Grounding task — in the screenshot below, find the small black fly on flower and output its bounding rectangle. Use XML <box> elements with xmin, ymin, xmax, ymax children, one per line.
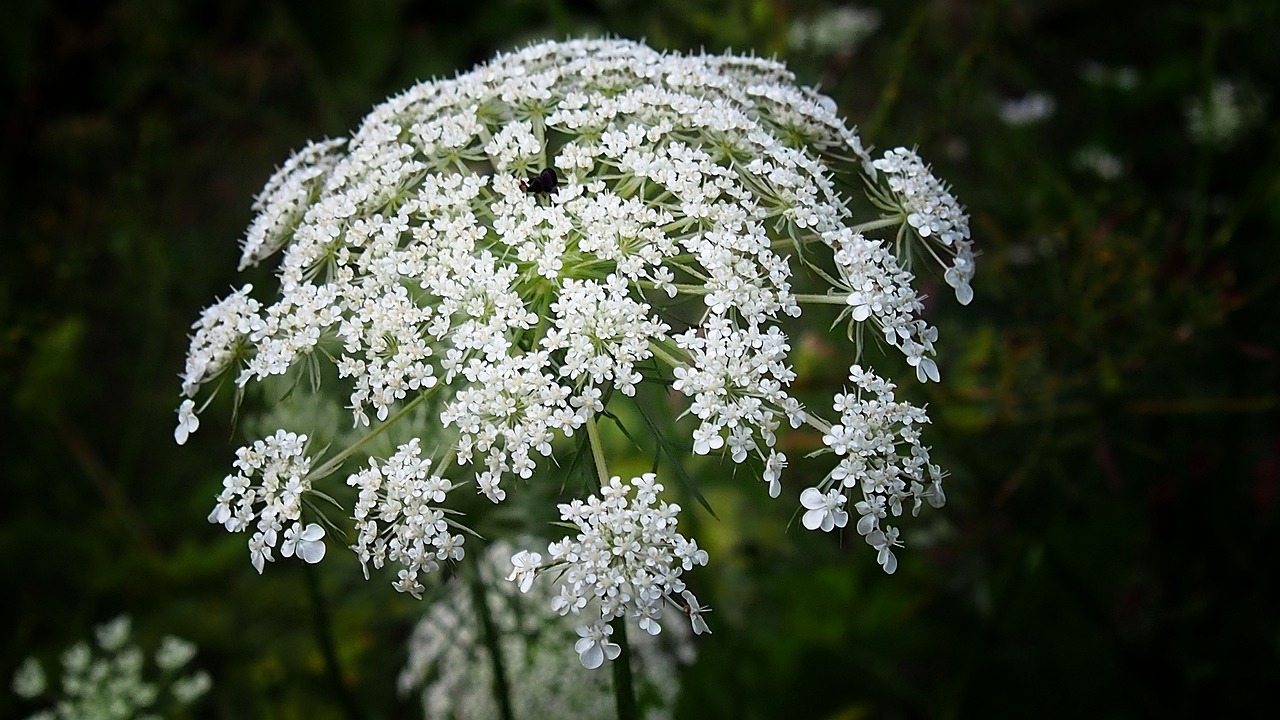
<box><xmin>519</xmin><ymin>167</ymin><xmax>559</xmax><ymax>195</ymax></box>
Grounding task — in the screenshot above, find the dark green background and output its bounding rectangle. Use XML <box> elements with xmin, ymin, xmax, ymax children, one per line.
<box><xmin>3</xmin><ymin>1</ymin><xmax>1277</xmax><ymax>717</ymax></box>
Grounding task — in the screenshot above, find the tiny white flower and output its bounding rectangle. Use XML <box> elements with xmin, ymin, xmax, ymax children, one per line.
<box><xmin>95</xmin><ymin>615</ymin><xmax>132</xmax><ymax>652</ymax></box>
<box><xmin>763</xmin><ymin>451</ymin><xmax>787</xmax><ymax>498</ymax></box>
<box><xmin>681</xmin><ymin>590</ymin><xmax>713</xmax><ymax>636</ymax></box>
<box><xmin>800</xmin><ymin>487</ymin><xmax>849</xmax><ymax>532</ymax></box>
<box><xmin>507</xmin><ymin>550</ymin><xmax>542</xmax><ymax>594</ymax></box>
<box><xmin>249</xmin><ymin>530</ymin><xmax>274</xmax><ymax>574</ymax></box>
<box><xmin>174</xmin><ymin>399</ymin><xmax>199</xmax><ymax>445</ymax></box>
<box><xmin>998</xmin><ymin>92</ymin><xmax>1055</xmax><ymax>126</ymax></box>
<box><xmin>867</xmin><ymin>526</ymin><xmax>902</xmax><ymax>574</ymax></box>
<box><xmin>155</xmin><ymin>636</ymin><xmax>198</xmax><ymax>671</ymax></box>
<box><xmin>171</xmin><ymin>670</ymin><xmax>212</xmax><ymax>704</ymax></box>
<box><xmin>1074</xmin><ymin>146</ymin><xmax>1123</xmax><ymax>181</ymax></box>
<box><xmin>11</xmin><ymin>657</ymin><xmax>46</xmax><ymax>699</ymax></box>
<box><xmin>574</xmin><ymin>622</ymin><xmax>621</xmax><ymax>670</ymax></box>
<box><xmin>281</xmin><ymin>522</ymin><xmax>327</xmax><ymax>564</ymax></box>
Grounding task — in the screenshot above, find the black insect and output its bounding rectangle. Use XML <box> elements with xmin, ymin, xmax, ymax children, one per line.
<box><xmin>519</xmin><ymin>167</ymin><xmax>559</xmax><ymax>195</ymax></box>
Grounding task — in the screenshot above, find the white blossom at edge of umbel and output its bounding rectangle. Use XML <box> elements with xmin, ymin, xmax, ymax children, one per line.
<box><xmin>575</xmin><ymin>622</ymin><xmax>622</xmax><ymax>670</ymax></box>
<box><xmin>870</xmin><ymin>147</ymin><xmax>976</xmax><ymax>307</ymax></box>
<box><xmin>206</xmin><ymin>429</ymin><xmax>317</xmax><ymax>574</ymax></box>
<box><xmin>800</xmin><ymin>364</ymin><xmax>948</xmax><ymax>574</ymax></box>
<box><xmin>508</xmin><ymin>549</ymin><xmax>542</xmax><ymax>593</ymax></box>
<box><xmin>281</xmin><ymin>522</ymin><xmax>328</xmax><ymax>564</ymax></box>
<box><xmin>509</xmin><ymin>473</ymin><xmax>711</xmax><ymax>668</ymax></box>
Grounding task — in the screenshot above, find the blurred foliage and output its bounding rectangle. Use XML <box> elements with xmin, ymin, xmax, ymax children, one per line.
<box><xmin>2</xmin><ymin>0</ymin><xmax>1277</xmax><ymax>718</ymax></box>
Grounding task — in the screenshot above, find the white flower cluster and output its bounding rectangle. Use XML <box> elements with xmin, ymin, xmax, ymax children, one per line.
<box><xmin>348</xmin><ymin>438</ymin><xmax>464</xmax><ymax>598</ymax></box>
<box><xmin>804</xmin><ymin>365</ymin><xmax>946</xmax><ymax>574</ymax></box>
<box><xmin>400</xmin><ymin>540</ymin><xmax>687</xmax><ymax>719</ymax></box>
<box><xmin>179</xmin><ymin>38</ymin><xmax>975</xmax><ymax>623</ymax></box>
<box><xmin>828</xmin><ymin>225</ymin><xmax>939</xmax><ymax>384</ymax></box>
<box><xmin>207</xmin><ymin>429</ymin><xmax>328</xmax><ymax>573</ymax></box>
<box><xmin>240</xmin><ymin>138</ymin><xmax>347</xmax><ymax>270</ymax></box>
<box><xmin>179</xmin><ymin>284</ymin><xmax>261</xmax><ymax>399</ymax></box>
<box><xmin>11</xmin><ymin>616</ymin><xmax>211</xmax><ymax>720</ymax></box>
<box><xmin>1074</xmin><ymin>146</ymin><xmax>1123</xmax><ymax>181</ymax></box>
<box><xmin>870</xmin><ymin>147</ymin><xmax>976</xmax><ymax>306</ymax></box>
<box><xmin>509</xmin><ymin>474</ymin><xmax>710</xmax><ymax>668</ymax></box>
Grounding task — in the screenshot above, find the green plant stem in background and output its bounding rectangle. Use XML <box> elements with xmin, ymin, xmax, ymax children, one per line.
<box><xmin>864</xmin><ymin>2</ymin><xmax>926</xmax><ymax>140</ymax></box>
<box><xmin>303</xmin><ymin>567</ymin><xmax>364</xmax><ymax>720</ymax></box>
<box><xmin>465</xmin><ymin>557</ymin><xmax>516</xmax><ymax>720</ymax></box>
<box><xmin>1188</xmin><ymin>12</ymin><xmax>1223</xmax><ymax>257</ymax></box>
<box><xmin>55</xmin><ymin>416</ymin><xmax>160</xmax><ymax>559</ymax></box>
<box><xmin>609</xmin><ymin>616</ymin><xmax>638</xmax><ymax>720</ymax></box>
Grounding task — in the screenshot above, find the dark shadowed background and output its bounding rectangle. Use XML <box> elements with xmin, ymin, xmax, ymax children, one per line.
<box><xmin>3</xmin><ymin>1</ymin><xmax>1278</xmax><ymax>718</ymax></box>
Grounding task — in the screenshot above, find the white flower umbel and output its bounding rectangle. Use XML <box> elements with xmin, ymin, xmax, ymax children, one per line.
<box><xmin>998</xmin><ymin>92</ymin><xmax>1056</xmax><ymax>126</ymax></box>
<box><xmin>206</xmin><ymin>429</ymin><xmax>324</xmax><ymax>573</ymax></box>
<box><xmin>179</xmin><ymin>39</ymin><xmax>976</xmax><ymax>609</ymax></box>
<box><xmin>789</xmin><ymin>5</ymin><xmax>881</xmax><ymax>56</ymax></box>
<box><xmin>868</xmin><ymin>148</ymin><xmax>976</xmax><ymax>308</ymax></box>
<box><xmin>802</xmin><ymin>364</ymin><xmax>946</xmax><ymax>574</ymax></box>
<box><xmin>348</xmin><ymin>438</ymin><xmax>464</xmax><ymax>598</ymax></box>
<box><xmin>1185</xmin><ymin>78</ymin><xmax>1264</xmax><ymax>147</ymax></box>
<box><xmin>508</xmin><ymin>474</ymin><xmax>710</xmax><ymax>668</ymax></box>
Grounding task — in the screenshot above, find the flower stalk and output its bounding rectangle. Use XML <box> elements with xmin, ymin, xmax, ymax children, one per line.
<box><xmin>609</xmin><ymin>616</ymin><xmax>638</xmax><ymax>720</ymax></box>
<box><xmin>465</xmin><ymin>556</ymin><xmax>516</xmax><ymax>720</ymax></box>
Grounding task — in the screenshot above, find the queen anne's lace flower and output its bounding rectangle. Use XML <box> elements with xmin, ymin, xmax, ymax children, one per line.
<box><xmin>869</xmin><ymin>148</ymin><xmax>976</xmax><ymax>306</ymax></box>
<box><xmin>510</xmin><ymin>474</ymin><xmax>710</xmax><ymax>667</ymax></box>
<box><xmin>180</xmin><ymin>38</ymin><xmax>976</xmax><ymax>663</ymax></box>
<box><xmin>207</xmin><ymin>429</ymin><xmax>321</xmax><ymax>573</ymax></box>
<box><xmin>347</xmin><ymin>438</ymin><xmax>463</xmax><ymax>598</ymax></box>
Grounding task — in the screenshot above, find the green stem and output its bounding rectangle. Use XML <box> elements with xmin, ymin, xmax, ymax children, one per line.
<box><xmin>304</xmin><ymin>568</ymin><xmax>365</xmax><ymax>720</ymax></box>
<box><xmin>466</xmin><ymin>558</ymin><xmax>516</xmax><ymax>720</ymax></box>
<box><xmin>585</xmin><ymin>415</ymin><xmax>639</xmax><ymax>719</ymax></box>
<box><xmin>609</xmin><ymin>616</ymin><xmax>638</xmax><ymax>720</ymax></box>
<box><xmin>850</xmin><ymin>216</ymin><xmax>903</xmax><ymax>234</ymax></box>
<box><xmin>791</xmin><ymin>292</ymin><xmax>853</xmax><ymax>305</ymax></box>
<box><xmin>865</xmin><ymin>4</ymin><xmax>926</xmax><ymax>141</ymax></box>
<box><xmin>585</xmin><ymin>413</ymin><xmax>611</xmax><ymax>490</ymax></box>
<box><xmin>646</xmin><ymin>341</ymin><xmax>686</xmax><ymax>370</ymax></box>
<box><xmin>309</xmin><ymin>388</ymin><xmax>436</xmax><ymax>480</ymax></box>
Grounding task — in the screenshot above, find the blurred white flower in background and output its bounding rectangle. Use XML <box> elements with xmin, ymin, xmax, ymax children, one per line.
<box><xmin>999</xmin><ymin>92</ymin><xmax>1056</xmax><ymax>126</ymax></box>
<box><xmin>1186</xmin><ymin>78</ymin><xmax>1264</xmax><ymax>146</ymax></box>
<box><xmin>789</xmin><ymin>5</ymin><xmax>881</xmax><ymax>56</ymax></box>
